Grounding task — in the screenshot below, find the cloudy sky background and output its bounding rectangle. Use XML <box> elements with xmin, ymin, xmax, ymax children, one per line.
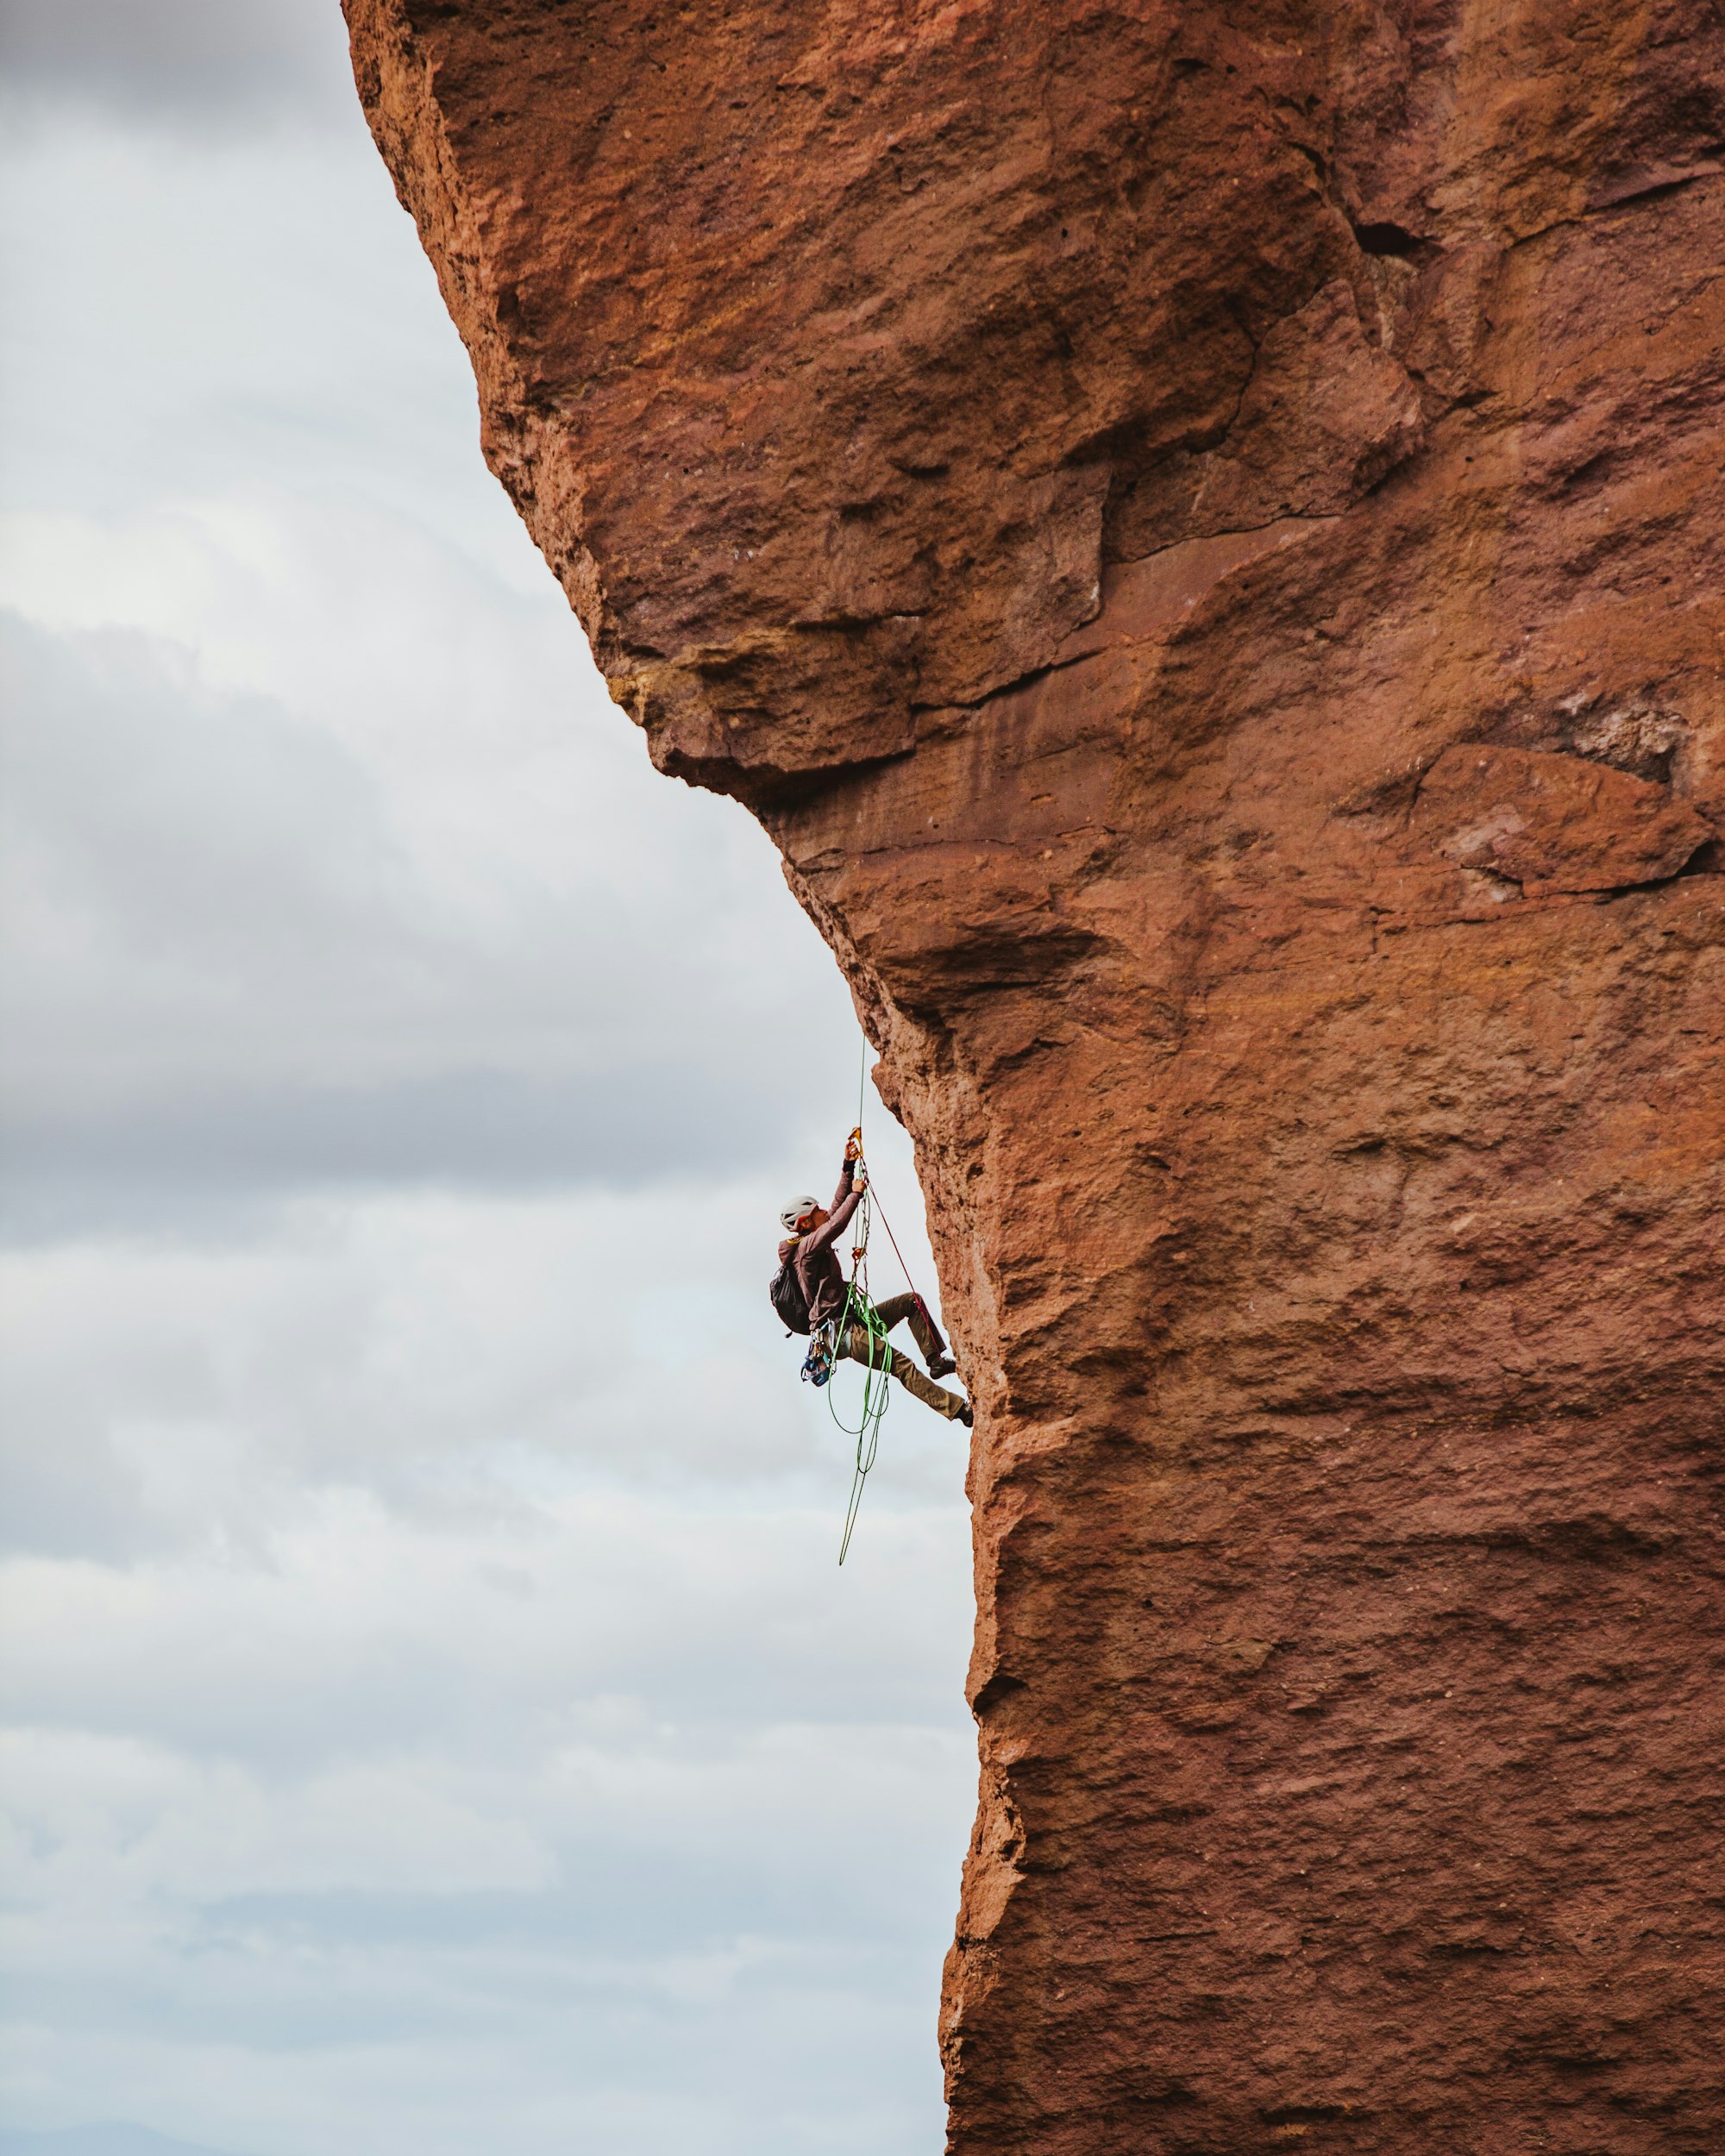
<box><xmin>0</xmin><ymin>6</ymin><xmax>975</xmax><ymax>2153</ymax></box>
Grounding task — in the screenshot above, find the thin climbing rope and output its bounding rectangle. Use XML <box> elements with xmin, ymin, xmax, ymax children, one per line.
<box><xmin>865</xmin><ymin>1186</ymin><xmax>923</xmax><ymax>1314</ymax></box>
<box><xmin>829</xmin><ymin>1261</ymin><xmax>887</xmax><ymax>1555</ymax></box>
<box><xmin>822</xmin><ymin>1043</ymin><xmax>957</xmax><ymax>1564</ymax></box>
<box><xmin>829</xmin><ymin>1194</ymin><xmax>891</xmax><ymax>1566</ymax></box>
<box><xmin>826</xmin><ymin>1045</ymin><xmax>915</xmax><ymax>1565</ymax></box>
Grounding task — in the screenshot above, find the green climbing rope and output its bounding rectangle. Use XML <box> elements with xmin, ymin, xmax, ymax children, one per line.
<box><xmin>829</xmin><ymin>1193</ymin><xmax>893</xmax><ymax>1565</ymax></box>
<box><xmin>826</xmin><ymin>1047</ymin><xmax>894</xmax><ymax>1565</ymax></box>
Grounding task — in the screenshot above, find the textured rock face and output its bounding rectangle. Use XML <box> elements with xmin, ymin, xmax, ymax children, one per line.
<box><xmin>346</xmin><ymin>3</ymin><xmax>1724</xmax><ymax>2147</ymax></box>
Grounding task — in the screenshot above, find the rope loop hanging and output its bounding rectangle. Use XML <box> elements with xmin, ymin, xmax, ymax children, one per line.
<box><xmin>824</xmin><ymin>1048</ymin><xmax>915</xmax><ymax>1564</ymax></box>
<box><xmin>827</xmin><ymin>1181</ymin><xmax>899</xmax><ymax>1564</ymax></box>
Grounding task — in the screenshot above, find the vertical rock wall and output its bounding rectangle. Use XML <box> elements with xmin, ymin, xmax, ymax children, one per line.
<box><xmin>345</xmin><ymin>3</ymin><xmax>1725</xmax><ymax>2147</ymax></box>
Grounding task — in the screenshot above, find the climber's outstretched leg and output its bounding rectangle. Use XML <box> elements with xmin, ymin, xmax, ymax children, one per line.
<box><xmin>869</xmin><ymin>1291</ymin><xmax>957</xmax><ymax>1378</ymax></box>
<box><xmin>838</xmin><ymin>1320</ymin><xmax>972</xmax><ymax>1424</ymax></box>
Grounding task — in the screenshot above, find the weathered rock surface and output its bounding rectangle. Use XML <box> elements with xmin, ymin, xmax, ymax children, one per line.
<box><xmin>346</xmin><ymin>3</ymin><xmax>1724</xmax><ymax>2147</ymax></box>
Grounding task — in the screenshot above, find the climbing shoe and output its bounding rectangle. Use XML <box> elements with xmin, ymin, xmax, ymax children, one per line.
<box><xmin>957</xmin><ymin>1403</ymin><xmax>974</xmax><ymax>1427</ymax></box>
<box><xmin>927</xmin><ymin>1353</ymin><xmax>957</xmax><ymax>1380</ymax></box>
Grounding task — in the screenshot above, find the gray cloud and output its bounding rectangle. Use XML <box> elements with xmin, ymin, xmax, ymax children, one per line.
<box><xmin>0</xmin><ymin>41</ymin><xmax>969</xmax><ymax>2156</ymax></box>
<box><xmin>0</xmin><ymin>609</ymin><xmax>856</xmax><ymax>1233</ymax></box>
<box><xmin>0</xmin><ymin>0</ymin><xmax>356</xmax><ymax>129</ymax></box>
<box><xmin>0</xmin><ymin>1068</ymin><xmax>806</xmax><ymax>1241</ymax></box>
<box><xmin>0</xmin><ymin>1499</ymin><xmax>974</xmax><ymax>2151</ymax></box>
<box><xmin>0</xmin><ymin>2134</ymin><xmax>245</xmax><ymax>2156</ymax></box>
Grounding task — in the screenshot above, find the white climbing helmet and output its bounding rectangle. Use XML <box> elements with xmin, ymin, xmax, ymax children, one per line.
<box><xmin>780</xmin><ymin>1194</ymin><xmax>819</xmax><ymax>1234</ymax></box>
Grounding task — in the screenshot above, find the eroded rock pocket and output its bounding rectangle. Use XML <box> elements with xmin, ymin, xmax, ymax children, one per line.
<box><xmin>1413</xmin><ymin>744</ymin><xmax>1714</xmax><ymax>896</ymax></box>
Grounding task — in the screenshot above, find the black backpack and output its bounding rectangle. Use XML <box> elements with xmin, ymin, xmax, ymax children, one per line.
<box><xmin>769</xmin><ymin>1248</ymin><xmax>812</xmax><ymax>1334</ymax></box>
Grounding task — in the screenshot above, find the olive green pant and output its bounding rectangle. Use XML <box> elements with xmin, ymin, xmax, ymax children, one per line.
<box><xmin>836</xmin><ymin>1292</ymin><xmax>969</xmax><ymax>1421</ymax></box>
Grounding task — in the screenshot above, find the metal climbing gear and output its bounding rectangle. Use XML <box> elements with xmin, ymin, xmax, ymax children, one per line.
<box><xmin>801</xmin><ymin>1318</ymin><xmax>837</xmax><ymax>1388</ymax></box>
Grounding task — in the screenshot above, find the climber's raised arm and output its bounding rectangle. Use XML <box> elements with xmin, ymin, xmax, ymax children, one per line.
<box><xmin>770</xmin><ymin>1130</ymin><xmax>968</xmax><ymax>1426</ymax></box>
<box><xmin>806</xmin><ymin>1158</ymin><xmax>864</xmax><ymax>1254</ymax></box>
<box><xmin>827</xmin><ymin>1126</ymin><xmax>866</xmax><ymax>1214</ymax></box>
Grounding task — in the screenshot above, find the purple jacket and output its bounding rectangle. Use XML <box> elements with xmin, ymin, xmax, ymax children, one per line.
<box><xmin>778</xmin><ymin>1156</ymin><xmax>863</xmax><ymax>1328</ymax></box>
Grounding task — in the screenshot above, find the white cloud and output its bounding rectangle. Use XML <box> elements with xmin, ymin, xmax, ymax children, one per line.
<box><xmin>0</xmin><ymin>1186</ymin><xmax>962</xmax><ymax>1558</ymax></box>
<box><xmin>0</xmin><ymin>604</ymin><xmax>840</xmax><ymax>1139</ymax></box>
<box><xmin>0</xmin><ymin>1432</ymin><xmax>974</xmax><ymax>2154</ymax></box>
<box><xmin>0</xmin><ymin>29</ymin><xmax>974</xmax><ymax>2156</ymax></box>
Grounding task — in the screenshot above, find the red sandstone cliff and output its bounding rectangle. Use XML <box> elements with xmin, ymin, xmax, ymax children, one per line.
<box><xmin>344</xmin><ymin>4</ymin><xmax>1725</xmax><ymax>2147</ymax></box>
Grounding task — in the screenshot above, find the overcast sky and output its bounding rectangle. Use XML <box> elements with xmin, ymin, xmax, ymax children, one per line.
<box><xmin>0</xmin><ymin>7</ymin><xmax>975</xmax><ymax>2153</ymax></box>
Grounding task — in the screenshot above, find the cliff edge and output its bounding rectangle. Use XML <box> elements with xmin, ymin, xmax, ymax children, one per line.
<box><xmin>344</xmin><ymin>3</ymin><xmax>1725</xmax><ymax>2147</ymax></box>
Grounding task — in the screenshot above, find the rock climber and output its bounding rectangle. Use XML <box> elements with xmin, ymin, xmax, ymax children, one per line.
<box><xmin>772</xmin><ymin>1131</ymin><xmax>973</xmax><ymax>1426</ymax></box>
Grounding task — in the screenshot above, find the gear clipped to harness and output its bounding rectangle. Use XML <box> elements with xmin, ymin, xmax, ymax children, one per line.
<box><xmin>774</xmin><ymin>1082</ymin><xmax>968</xmax><ymax>1562</ymax></box>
